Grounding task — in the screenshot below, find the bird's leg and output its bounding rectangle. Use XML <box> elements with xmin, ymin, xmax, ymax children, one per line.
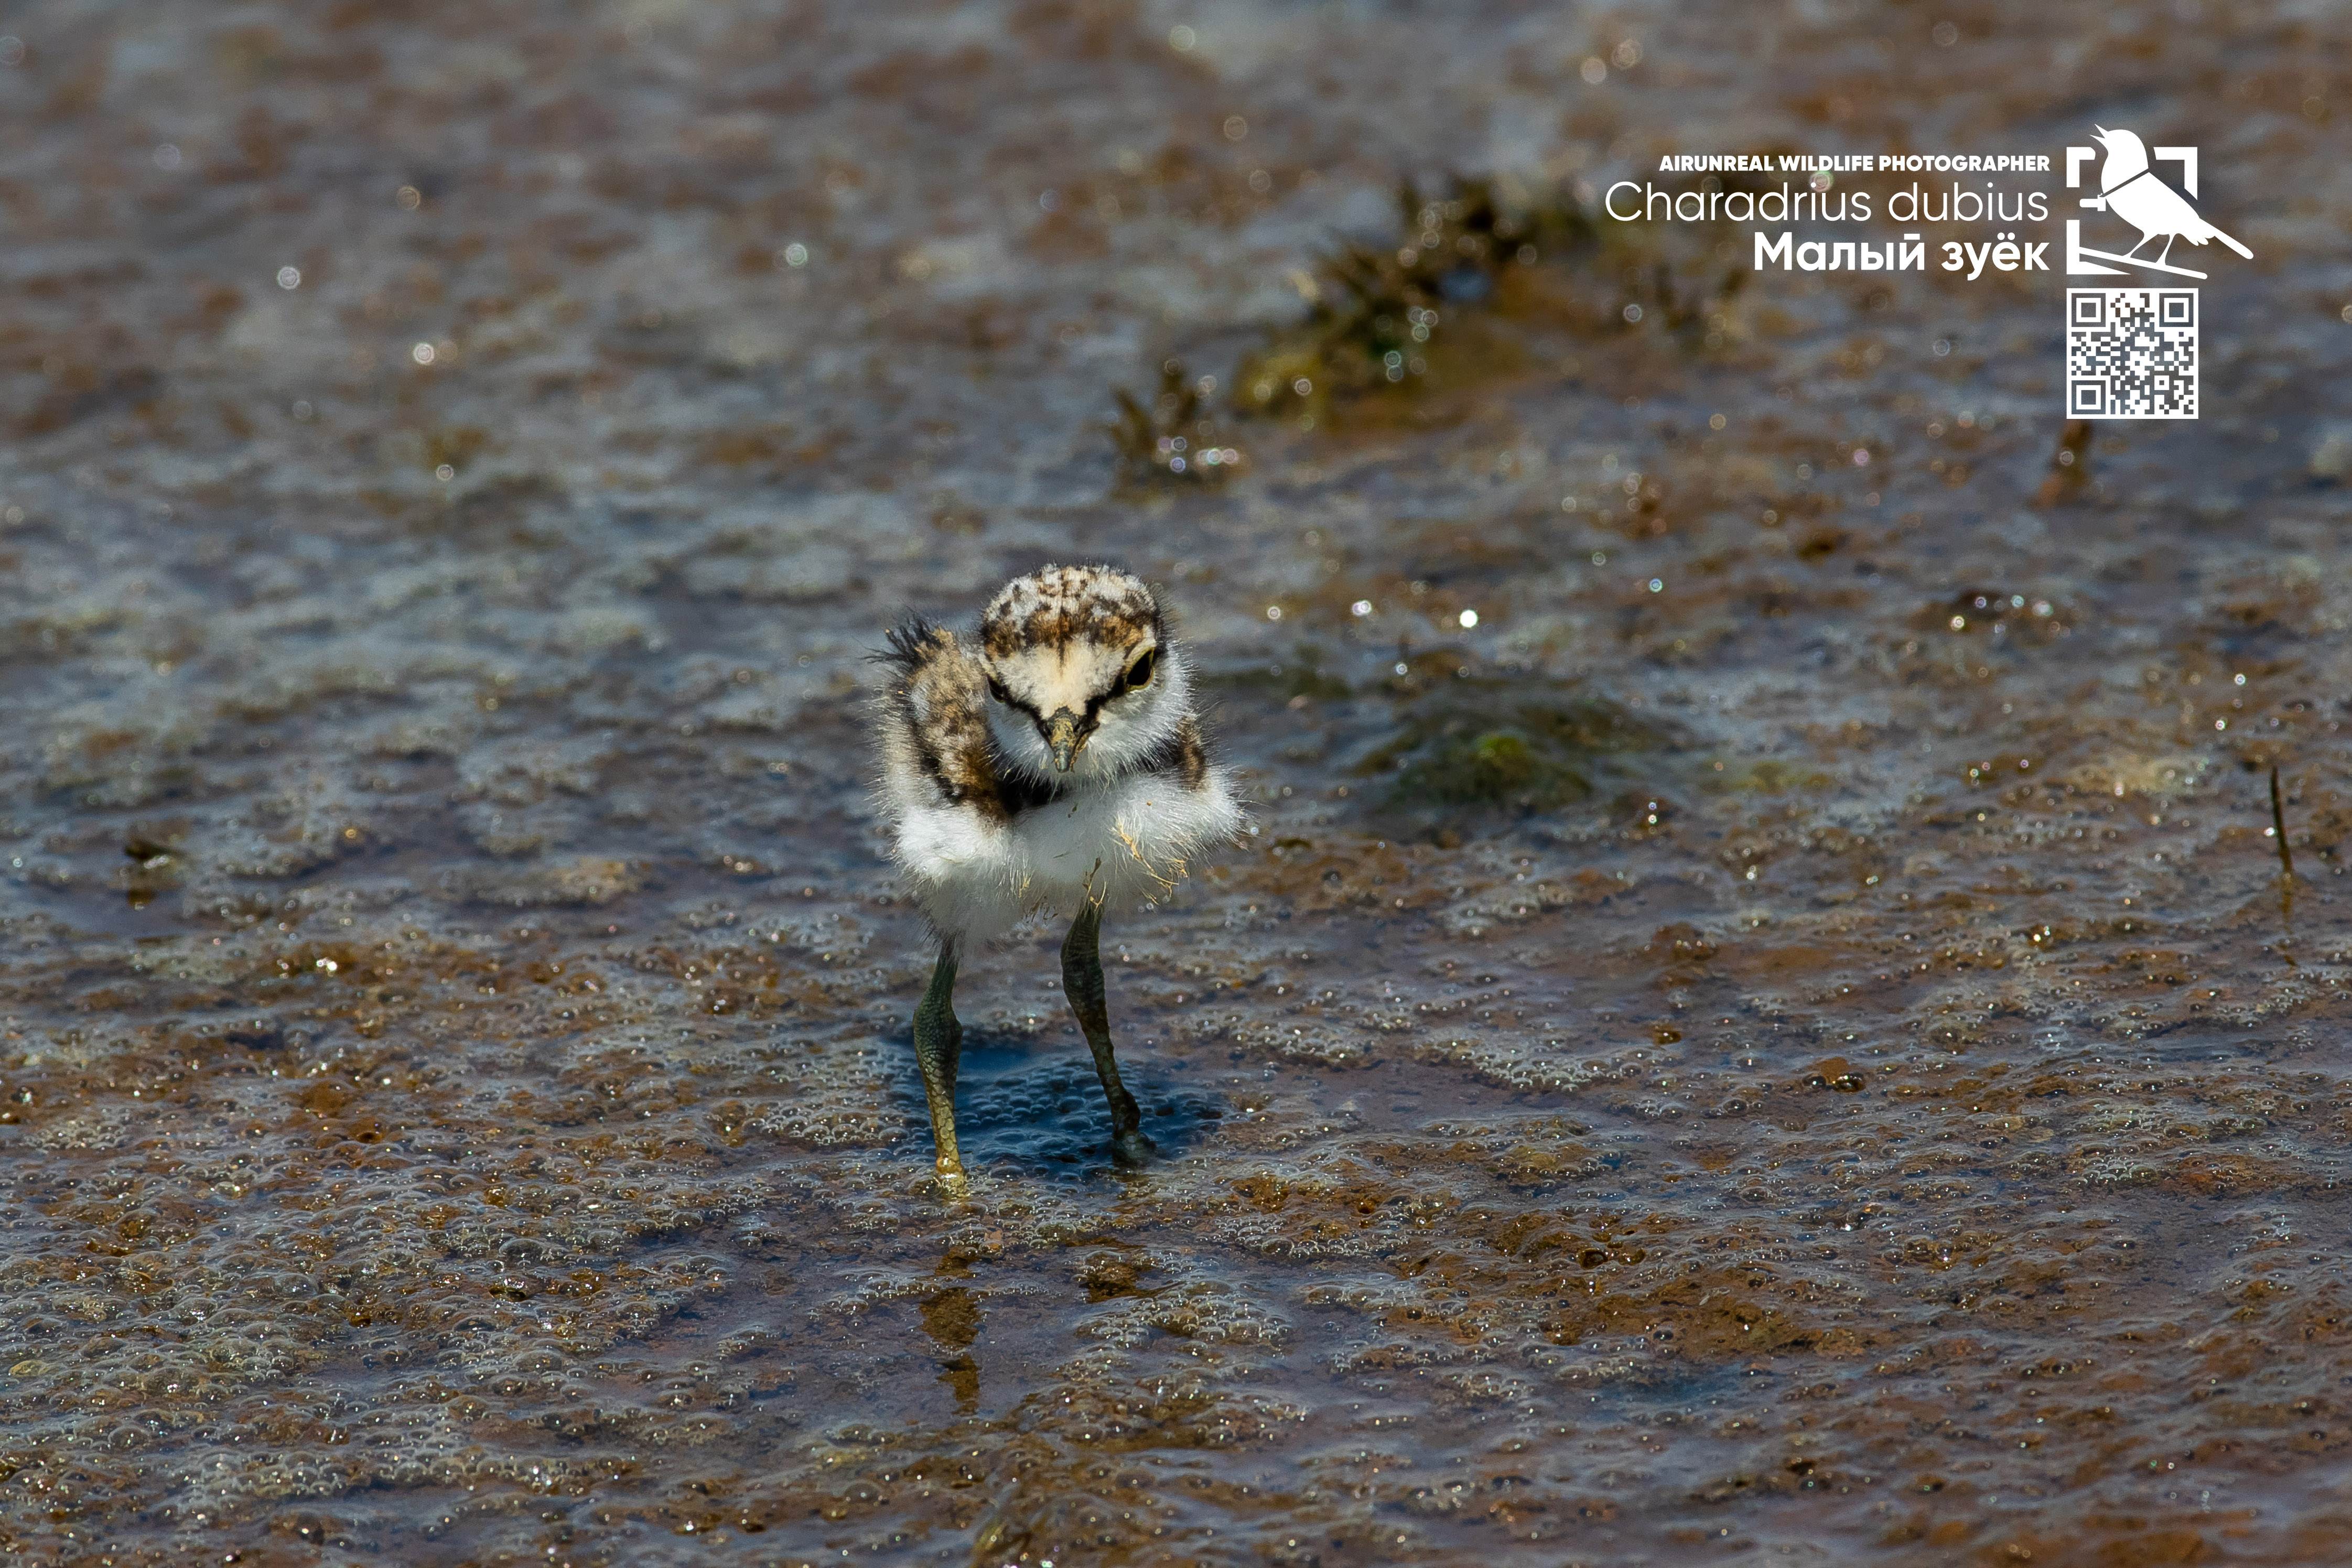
<box><xmin>2155</xmin><ymin>231</ymin><xmax>2177</xmax><ymax>268</ymax></box>
<box><xmin>2120</xmin><ymin>232</ymin><xmax>2151</xmax><ymax>259</ymax></box>
<box><xmin>913</xmin><ymin>944</ymin><xmax>967</xmax><ymax>1184</ymax></box>
<box><xmin>1061</xmin><ymin>900</ymin><xmax>1153</xmax><ymax>1167</ymax></box>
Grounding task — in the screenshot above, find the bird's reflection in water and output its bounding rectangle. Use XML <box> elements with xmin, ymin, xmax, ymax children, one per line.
<box><xmin>921</xmin><ymin>1275</ymin><xmax>981</xmax><ymax>1412</ymax></box>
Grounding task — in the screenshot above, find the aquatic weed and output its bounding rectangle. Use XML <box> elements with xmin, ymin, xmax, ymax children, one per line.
<box><xmin>1233</xmin><ymin>176</ymin><xmax>1592</xmax><ymax>418</ymax></box>
<box><xmin>1227</xmin><ymin>168</ymin><xmax>1763</xmax><ymax>425</ymax></box>
<box><xmin>1105</xmin><ymin>359</ymin><xmax>1242</xmax><ymax>484</ymax></box>
<box><xmin>2034</xmin><ymin>418</ymin><xmax>2094</xmax><ymax>505</ymax></box>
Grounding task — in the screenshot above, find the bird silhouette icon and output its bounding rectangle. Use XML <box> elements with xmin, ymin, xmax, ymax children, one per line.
<box><xmin>2080</xmin><ymin>127</ymin><xmax>2252</xmax><ymax>269</ymax></box>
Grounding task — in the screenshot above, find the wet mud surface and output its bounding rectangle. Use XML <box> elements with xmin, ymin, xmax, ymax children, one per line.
<box><xmin>6</xmin><ymin>1</ymin><xmax>2352</xmax><ymax>1563</ymax></box>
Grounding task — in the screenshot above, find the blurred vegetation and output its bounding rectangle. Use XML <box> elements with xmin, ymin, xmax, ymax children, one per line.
<box><xmin>1231</xmin><ymin>177</ymin><xmax>1590</xmax><ymax>418</ymax></box>
<box><xmin>1105</xmin><ymin>360</ymin><xmax>1242</xmax><ymax>485</ymax></box>
<box><xmin>1103</xmin><ymin>165</ymin><xmax>1763</xmax><ymax>464</ymax></box>
<box><xmin>1231</xmin><ymin>173</ymin><xmax>1753</xmax><ymax>424</ymax></box>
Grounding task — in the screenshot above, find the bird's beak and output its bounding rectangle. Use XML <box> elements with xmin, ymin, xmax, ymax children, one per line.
<box><xmin>1043</xmin><ymin>708</ymin><xmax>1085</xmax><ymax>772</ymax></box>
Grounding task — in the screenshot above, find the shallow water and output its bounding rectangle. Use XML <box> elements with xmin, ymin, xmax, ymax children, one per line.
<box><xmin>6</xmin><ymin>1</ymin><xmax>2352</xmax><ymax>1563</ymax></box>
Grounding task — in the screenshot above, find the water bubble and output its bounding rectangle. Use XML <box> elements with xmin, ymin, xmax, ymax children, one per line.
<box><xmin>1168</xmin><ymin>24</ymin><xmax>1196</xmax><ymax>50</ymax></box>
<box><xmin>1580</xmin><ymin>56</ymin><xmax>1607</xmax><ymax>84</ymax></box>
<box><xmin>153</xmin><ymin>143</ymin><xmax>182</xmax><ymax>170</ymax></box>
<box><xmin>276</xmin><ymin>266</ymin><xmax>301</xmax><ymax>290</ymax></box>
<box><xmin>412</xmin><ymin>342</ymin><xmax>436</xmax><ymax>365</ymax></box>
<box><xmin>1351</xmin><ymin>600</ymin><xmax>1373</xmax><ymax>618</ymax></box>
<box><xmin>1458</xmin><ymin>609</ymin><xmax>1479</xmax><ymax>628</ymax></box>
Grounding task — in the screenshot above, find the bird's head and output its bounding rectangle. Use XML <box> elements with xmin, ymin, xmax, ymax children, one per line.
<box><xmin>977</xmin><ymin>564</ymin><xmax>1188</xmax><ymax>778</ymax></box>
<box><xmin>2091</xmin><ymin>126</ymin><xmax>2149</xmax><ymax>169</ymax></box>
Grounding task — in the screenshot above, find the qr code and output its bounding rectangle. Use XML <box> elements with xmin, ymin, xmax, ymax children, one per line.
<box><xmin>2066</xmin><ymin>288</ymin><xmax>2196</xmax><ymax>419</ymax></box>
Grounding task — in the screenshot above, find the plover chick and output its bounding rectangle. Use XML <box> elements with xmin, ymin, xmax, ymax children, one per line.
<box><xmin>874</xmin><ymin>564</ymin><xmax>1242</xmax><ymax>1183</ymax></box>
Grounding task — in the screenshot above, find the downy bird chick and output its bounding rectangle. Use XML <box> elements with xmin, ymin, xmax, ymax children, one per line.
<box><xmin>873</xmin><ymin>564</ymin><xmax>1240</xmax><ymax>1183</ymax></box>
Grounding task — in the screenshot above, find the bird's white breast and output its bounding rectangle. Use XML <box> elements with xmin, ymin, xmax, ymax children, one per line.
<box><xmin>888</xmin><ymin>765</ymin><xmax>1242</xmax><ymax>943</ymax></box>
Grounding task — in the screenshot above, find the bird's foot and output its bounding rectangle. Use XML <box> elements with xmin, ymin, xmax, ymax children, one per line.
<box><xmin>1110</xmin><ymin>1129</ymin><xmax>1157</xmax><ymax>1169</ymax></box>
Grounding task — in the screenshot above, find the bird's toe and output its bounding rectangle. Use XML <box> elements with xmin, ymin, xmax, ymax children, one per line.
<box><xmin>1110</xmin><ymin>1129</ymin><xmax>1158</xmax><ymax>1168</ymax></box>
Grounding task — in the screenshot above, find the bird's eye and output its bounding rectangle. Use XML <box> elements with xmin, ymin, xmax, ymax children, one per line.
<box><xmin>1123</xmin><ymin>649</ymin><xmax>1156</xmax><ymax>693</ymax></box>
<box><xmin>985</xmin><ymin>676</ymin><xmax>1010</xmax><ymax>705</ymax></box>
